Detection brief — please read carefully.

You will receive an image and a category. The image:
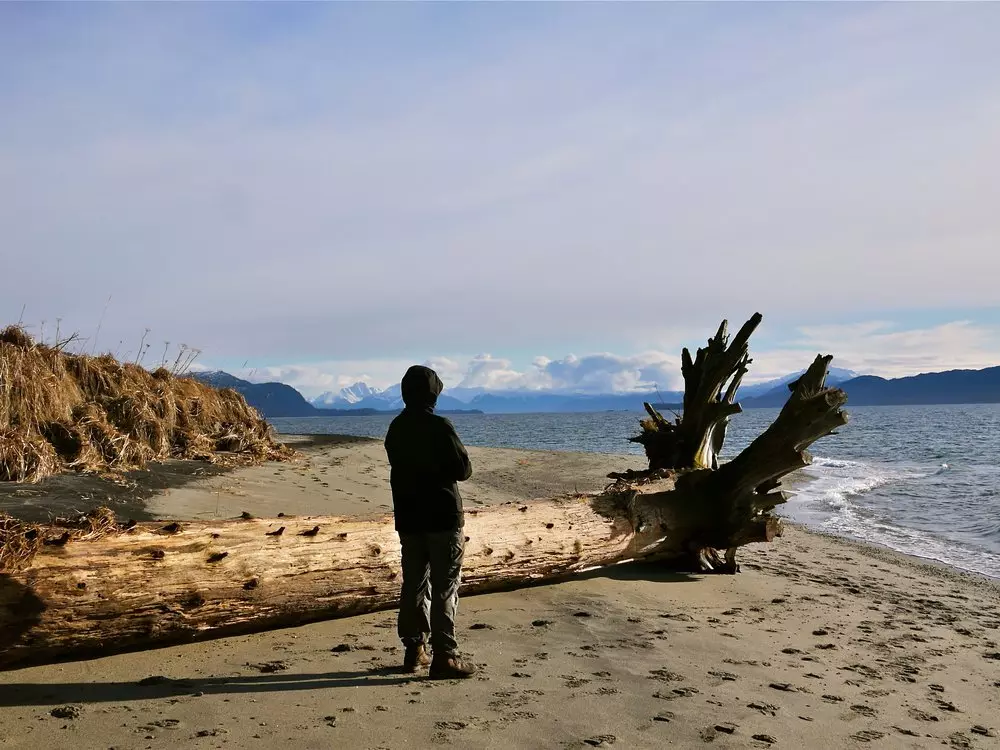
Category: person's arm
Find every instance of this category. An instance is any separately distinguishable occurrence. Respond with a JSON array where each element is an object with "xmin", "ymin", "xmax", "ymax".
[
  {"xmin": 384, "ymin": 420, "xmax": 398, "ymax": 466},
  {"xmin": 439, "ymin": 419, "xmax": 472, "ymax": 481}
]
